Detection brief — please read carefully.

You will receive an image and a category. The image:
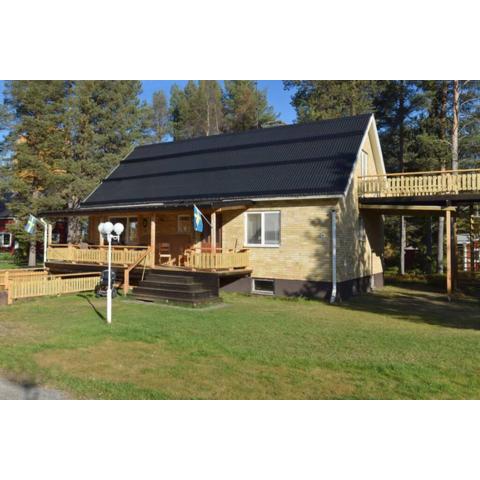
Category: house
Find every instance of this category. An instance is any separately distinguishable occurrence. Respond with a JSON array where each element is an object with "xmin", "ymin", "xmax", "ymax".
[
  {"xmin": 0, "ymin": 196, "xmax": 14, "ymax": 254},
  {"xmin": 0, "ymin": 194, "xmax": 69, "ymax": 258},
  {"xmin": 43, "ymin": 113, "xmax": 385, "ymax": 301}
]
